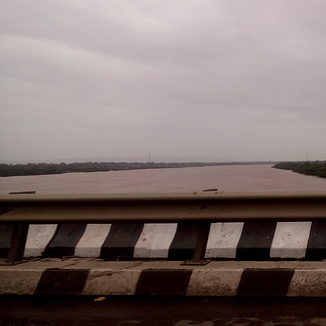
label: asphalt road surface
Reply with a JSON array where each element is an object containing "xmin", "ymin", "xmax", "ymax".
[{"xmin": 1, "ymin": 296, "xmax": 326, "ymax": 325}]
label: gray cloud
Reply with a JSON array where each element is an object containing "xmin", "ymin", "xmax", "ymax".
[{"xmin": 1, "ymin": 0, "xmax": 326, "ymax": 163}]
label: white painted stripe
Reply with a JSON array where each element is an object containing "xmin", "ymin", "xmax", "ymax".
[
  {"xmin": 134, "ymin": 223, "xmax": 178, "ymax": 258},
  {"xmin": 206, "ymin": 223, "xmax": 244, "ymax": 258},
  {"xmin": 74, "ymin": 224, "xmax": 112, "ymax": 257},
  {"xmin": 24, "ymin": 224, "xmax": 58, "ymax": 257},
  {"xmin": 83, "ymin": 269, "xmax": 141, "ymax": 295},
  {"xmin": 288, "ymin": 269, "xmax": 326, "ymax": 297},
  {"xmin": 0, "ymin": 269, "xmax": 45, "ymax": 295},
  {"xmin": 187, "ymin": 269, "xmax": 243, "ymax": 296},
  {"xmin": 270, "ymin": 222, "xmax": 312, "ymax": 259}
]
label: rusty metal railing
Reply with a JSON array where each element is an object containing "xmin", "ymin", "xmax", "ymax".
[{"xmin": 1, "ymin": 191, "xmax": 326, "ymax": 264}]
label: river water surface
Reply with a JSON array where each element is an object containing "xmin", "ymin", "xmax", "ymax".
[{"xmin": 1, "ymin": 164, "xmax": 326, "ymax": 195}]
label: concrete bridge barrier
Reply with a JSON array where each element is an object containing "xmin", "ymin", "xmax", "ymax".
[
  {"xmin": 1, "ymin": 259, "xmax": 326, "ymax": 296},
  {"xmin": 1, "ymin": 191, "xmax": 326, "ymax": 296},
  {"xmin": 0, "ymin": 220, "xmax": 325, "ymax": 260}
]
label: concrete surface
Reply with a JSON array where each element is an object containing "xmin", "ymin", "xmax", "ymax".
[
  {"xmin": 1, "ymin": 258, "xmax": 326, "ymax": 297},
  {"xmin": 3, "ymin": 220, "xmax": 326, "ymax": 261}
]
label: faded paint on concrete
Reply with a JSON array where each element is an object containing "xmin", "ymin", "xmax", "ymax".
[
  {"xmin": 187, "ymin": 269, "xmax": 242, "ymax": 296},
  {"xmin": 83, "ymin": 269, "xmax": 141, "ymax": 295}
]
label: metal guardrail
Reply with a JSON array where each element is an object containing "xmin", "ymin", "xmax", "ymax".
[{"xmin": 1, "ymin": 191, "xmax": 326, "ymax": 264}]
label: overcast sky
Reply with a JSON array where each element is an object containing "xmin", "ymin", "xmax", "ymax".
[{"xmin": 1, "ymin": 0, "xmax": 326, "ymax": 163}]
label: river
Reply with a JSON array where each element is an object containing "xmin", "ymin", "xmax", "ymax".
[{"xmin": 1, "ymin": 164, "xmax": 326, "ymax": 195}]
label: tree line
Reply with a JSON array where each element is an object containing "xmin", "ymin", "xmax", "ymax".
[
  {"xmin": 0, "ymin": 161, "xmax": 266, "ymax": 177},
  {"xmin": 273, "ymin": 161, "xmax": 326, "ymax": 178}
]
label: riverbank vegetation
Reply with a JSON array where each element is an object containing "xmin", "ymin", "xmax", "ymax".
[
  {"xmin": 0, "ymin": 161, "xmax": 274, "ymax": 177},
  {"xmin": 273, "ymin": 161, "xmax": 326, "ymax": 178}
]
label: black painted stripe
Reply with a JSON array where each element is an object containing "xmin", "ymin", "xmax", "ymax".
[
  {"xmin": 168, "ymin": 222, "xmax": 199, "ymax": 261},
  {"xmin": 237, "ymin": 268, "xmax": 294, "ymax": 296},
  {"xmin": 35, "ymin": 269, "xmax": 89, "ymax": 295},
  {"xmin": 135, "ymin": 269, "xmax": 193, "ymax": 296},
  {"xmin": 43, "ymin": 224, "xmax": 87, "ymax": 257},
  {"xmin": 306, "ymin": 221, "xmax": 326, "ymax": 260},
  {"xmin": 100, "ymin": 223, "xmax": 144, "ymax": 260},
  {"xmin": 0, "ymin": 225, "xmax": 13, "ymax": 258},
  {"xmin": 236, "ymin": 221, "xmax": 277, "ymax": 260}
]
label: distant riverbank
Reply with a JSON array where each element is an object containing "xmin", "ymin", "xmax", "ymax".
[
  {"xmin": 0, "ymin": 161, "xmax": 275, "ymax": 177},
  {"xmin": 273, "ymin": 161, "xmax": 326, "ymax": 178}
]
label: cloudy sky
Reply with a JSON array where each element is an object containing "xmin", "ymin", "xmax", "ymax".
[{"xmin": 1, "ymin": 0, "xmax": 326, "ymax": 163}]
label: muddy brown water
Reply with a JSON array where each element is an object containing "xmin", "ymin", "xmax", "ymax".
[{"xmin": 1, "ymin": 164, "xmax": 326, "ymax": 195}]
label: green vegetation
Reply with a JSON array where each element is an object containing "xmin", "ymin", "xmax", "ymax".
[
  {"xmin": 0, "ymin": 161, "xmax": 273, "ymax": 177},
  {"xmin": 273, "ymin": 161, "xmax": 326, "ymax": 178}
]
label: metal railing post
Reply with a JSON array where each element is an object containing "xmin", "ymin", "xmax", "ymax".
[
  {"xmin": 183, "ymin": 221, "xmax": 211, "ymax": 265},
  {"xmin": 6, "ymin": 223, "xmax": 29, "ymax": 264}
]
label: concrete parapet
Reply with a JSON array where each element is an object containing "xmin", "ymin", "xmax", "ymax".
[
  {"xmin": 1, "ymin": 259, "xmax": 326, "ymax": 297},
  {"xmin": 1, "ymin": 221, "xmax": 326, "ymax": 260}
]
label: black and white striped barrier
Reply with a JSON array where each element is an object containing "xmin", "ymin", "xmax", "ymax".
[
  {"xmin": 1, "ymin": 221, "xmax": 326, "ymax": 260},
  {"xmin": 1, "ymin": 262, "xmax": 326, "ymax": 296}
]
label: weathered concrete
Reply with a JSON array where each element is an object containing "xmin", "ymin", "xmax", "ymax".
[
  {"xmin": 3, "ymin": 221, "xmax": 326, "ymax": 261},
  {"xmin": 1, "ymin": 258, "xmax": 326, "ymax": 297}
]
